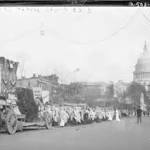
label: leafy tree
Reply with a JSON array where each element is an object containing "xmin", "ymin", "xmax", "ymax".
[
  {"xmin": 126, "ymin": 82, "xmax": 147, "ymax": 106},
  {"xmin": 105, "ymin": 83, "xmax": 114, "ymax": 99}
]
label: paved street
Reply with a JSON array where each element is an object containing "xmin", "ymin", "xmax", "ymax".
[{"xmin": 0, "ymin": 117, "xmax": 150, "ymax": 150}]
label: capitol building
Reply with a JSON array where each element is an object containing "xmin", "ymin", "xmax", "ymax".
[{"xmin": 133, "ymin": 41, "xmax": 150, "ymax": 92}]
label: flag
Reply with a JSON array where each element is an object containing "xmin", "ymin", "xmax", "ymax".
[{"xmin": 74, "ymin": 68, "xmax": 80, "ymax": 72}]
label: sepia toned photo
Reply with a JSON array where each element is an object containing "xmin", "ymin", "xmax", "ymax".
[{"xmin": 0, "ymin": 7, "xmax": 150, "ymax": 150}]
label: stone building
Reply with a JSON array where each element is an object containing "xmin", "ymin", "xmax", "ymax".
[
  {"xmin": 133, "ymin": 41, "xmax": 150, "ymax": 92},
  {"xmin": 80, "ymin": 82, "xmax": 108, "ymax": 96},
  {"xmin": 113, "ymin": 80, "xmax": 129, "ymax": 101},
  {"xmin": 16, "ymin": 74, "xmax": 59, "ymax": 103},
  {"xmin": 0, "ymin": 57, "xmax": 18, "ymax": 97}
]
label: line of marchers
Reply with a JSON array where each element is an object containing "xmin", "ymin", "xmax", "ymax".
[{"xmin": 0, "ymin": 41, "xmax": 150, "ymax": 134}]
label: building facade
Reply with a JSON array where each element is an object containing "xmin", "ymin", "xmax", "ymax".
[
  {"xmin": 0, "ymin": 57, "xmax": 18, "ymax": 97},
  {"xmin": 16, "ymin": 74, "xmax": 59, "ymax": 102},
  {"xmin": 133, "ymin": 41, "xmax": 150, "ymax": 92},
  {"xmin": 80, "ymin": 82, "xmax": 108, "ymax": 96},
  {"xmin": 113, "ymin": 80, "xmax": 129, "ymax": 101}
]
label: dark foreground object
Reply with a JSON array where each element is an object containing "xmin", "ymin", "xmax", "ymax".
[
  {"xmin": 0, "ymin": 117, "xmax": 150, "ymax": 150},
  {"xmin": 0, "ymin": 0, "xmax": 148, "ymax": 6}
]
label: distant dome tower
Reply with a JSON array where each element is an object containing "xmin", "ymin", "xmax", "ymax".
[{"xmin": 133, "ymin": 41, "xmax": 150, "ymax": 91}]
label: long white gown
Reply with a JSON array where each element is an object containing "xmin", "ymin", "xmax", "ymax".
[{"xmin": 115, "ymin": 110, "xmax": 120, "ymax": 121}]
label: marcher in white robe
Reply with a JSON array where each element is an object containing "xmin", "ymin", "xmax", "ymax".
[
  {"xmin": 107, "ymin": 111, "xmax": 113, "ymax": 121},
  {"xmin": 115, "ymin": 109, "xmax": 120, "ymax": 121},
  {"xmin": 74, "ymin": 108, "xmax": 81, "ymax": 123},
  {"xmin": 53, "ymin": 107, "xmax": 60, "ymax": 124},
  {"xmin": 59, "ymin": 108, "xmax": 69, "ymax": 127},
  {"xmin": 89, "ymin": 109, "xmax": 96, "ymax": 121},
  {"xmin": 80, "ymin": 108, "xmax": 85, "ymax": 122}
]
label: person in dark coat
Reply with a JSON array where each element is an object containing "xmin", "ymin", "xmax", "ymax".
[{"xmin": 136, "ymin": 106, "xmax": 142, "ymax": 124}]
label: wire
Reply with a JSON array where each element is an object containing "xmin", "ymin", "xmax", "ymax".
[
  {"xmin": 139, "ymin": 9, "xmax": 150, "ymax": 25},
  {"xmin": 0, "ymin": 26, "xmax": 40, "ymax": 46},
  {"xmin": 32, "ymin": 8, "xmax": 140, "ymax": 46},
  {"xmin": 0, "ymin": 8, "xmax": 140, "ymax": 47},
  {"xmin": 58, "ymin": 8, "xmax": 140, "ymax": 46}
]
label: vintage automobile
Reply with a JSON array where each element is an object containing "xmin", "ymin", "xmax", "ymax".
[
  {"xmin": 0, "ymin": 96, "xmax": 25, "ymax": 134},
  {"xmin": 0, "ymin": 57, "xmax": 52, "ymax": 134},
  {"xmin": 0, "ymin": 95, "xmax": 52, "ymax": 135}
]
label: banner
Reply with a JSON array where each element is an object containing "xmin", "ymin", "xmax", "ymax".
[
  {"xmin": 32, "ymin": 87, "xmax": 42, "ymax": 99},
  {"xmin": 42, "ymin": 90, "xmax": 49, "ymax": 104}
]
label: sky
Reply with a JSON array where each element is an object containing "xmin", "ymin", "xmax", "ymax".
[{"xmin": 0, "ymin": 7, "xmax": 150, "ymax": 83}]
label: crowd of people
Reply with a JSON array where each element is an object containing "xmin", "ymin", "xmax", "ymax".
[
  {"xmin": 40, "ymin": 104, "xmax": 121, "ymax": 127},
  {"xmin": 12, "ymin": 94, "xmax": 150, "ymax": 127}
]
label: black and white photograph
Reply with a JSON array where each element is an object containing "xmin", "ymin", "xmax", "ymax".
[{"xmin": 0, "ymin": 6, "xmax": 150, "ymax": 150}]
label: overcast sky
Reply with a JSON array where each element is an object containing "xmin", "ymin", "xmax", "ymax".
[{"xmin": 0, "ymin": 7, "xmax": 150, "ymax": 83}]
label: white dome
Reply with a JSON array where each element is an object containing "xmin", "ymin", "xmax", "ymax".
[{"xmin": 135, "ymin": 41, "xmax": 150, "ymax": 73}]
